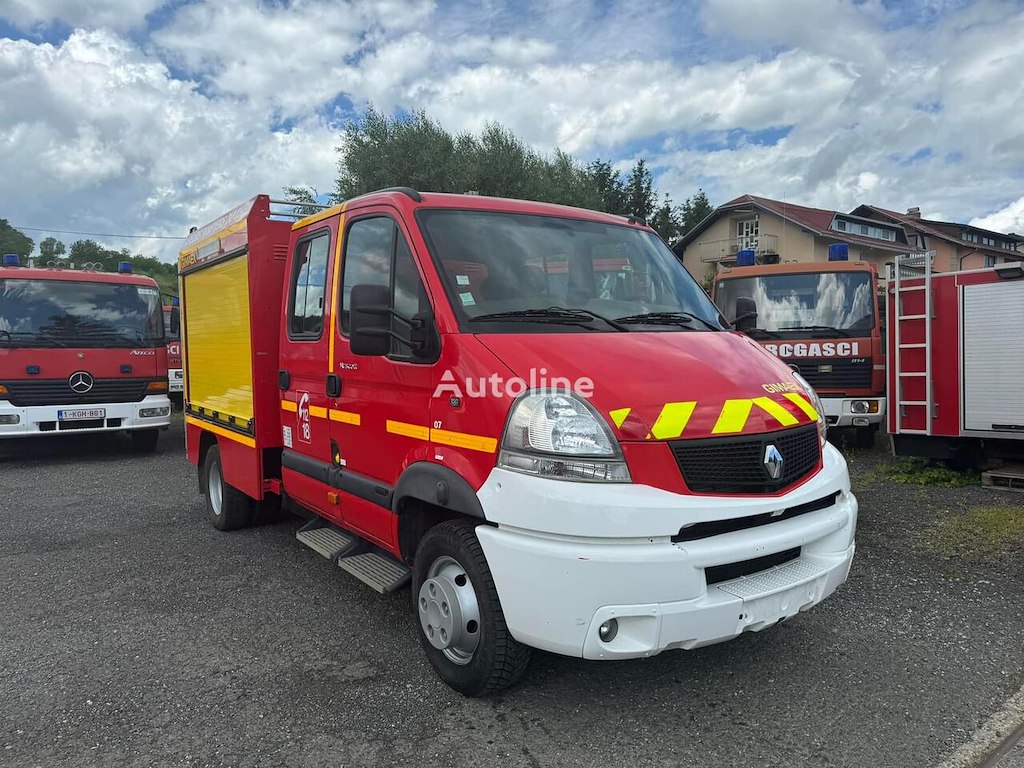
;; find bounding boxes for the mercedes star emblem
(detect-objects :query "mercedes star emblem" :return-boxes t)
[763,443,784,480]
[68,371,94,394]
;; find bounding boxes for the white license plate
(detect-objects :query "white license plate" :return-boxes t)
[58,408,106,421]
[744,583,814,623]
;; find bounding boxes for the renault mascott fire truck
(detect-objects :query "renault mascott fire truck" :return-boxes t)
[178,191,858,696]
[711,246,885,448]
[0,255,172,450]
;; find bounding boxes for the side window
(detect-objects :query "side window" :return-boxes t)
[341,217,394,333]
[288,231,330,339]
[391,235,429,358]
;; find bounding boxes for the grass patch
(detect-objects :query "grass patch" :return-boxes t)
[875,457,980,488]
[925,505,1024,557]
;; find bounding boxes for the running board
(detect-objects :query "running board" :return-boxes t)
[296,519,411,594]
[296,519,360,559]
[338,550,411,594]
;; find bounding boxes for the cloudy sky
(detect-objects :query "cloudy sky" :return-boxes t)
[1,0,1023,263]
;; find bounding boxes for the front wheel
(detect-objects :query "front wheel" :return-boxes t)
[413,520,531,697]
[130,428,159,453]
[202,444,254,531]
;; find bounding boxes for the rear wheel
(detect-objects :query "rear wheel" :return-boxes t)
[202,444,254,531]
[130,428,159,453]
[412,519,531,697]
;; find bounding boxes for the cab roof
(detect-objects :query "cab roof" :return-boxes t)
[292,189,650,231]
[0,266,159,287]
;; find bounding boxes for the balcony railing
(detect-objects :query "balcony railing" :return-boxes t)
[698,234,779,263]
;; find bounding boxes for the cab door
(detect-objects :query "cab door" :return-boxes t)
[278,222,340,519]
[328,209,438,548]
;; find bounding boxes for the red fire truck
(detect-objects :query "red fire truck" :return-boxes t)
[0,255,172,450]
[178,191,857,696]
[887,253,1024,468]
[711,248,885,448]
[163,299,183,408]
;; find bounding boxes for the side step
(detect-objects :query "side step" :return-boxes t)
[296,518,411,594]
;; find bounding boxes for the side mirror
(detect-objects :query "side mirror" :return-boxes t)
[349,284,392,356]
[733,296,757,332]
[169,306,180,337]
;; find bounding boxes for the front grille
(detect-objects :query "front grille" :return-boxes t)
[705,547,801,586]
[668,424,821,494]
[672,491,839,542]
[784,356,871,390]
[3,378,152,407]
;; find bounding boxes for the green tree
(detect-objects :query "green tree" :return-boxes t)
[39,236,66,261]
[282,185,327,217]
[677,188,715,238]
[0,219,33,259]
[649,194,682,242]
[587,160,627,215]
[623,159,655,223]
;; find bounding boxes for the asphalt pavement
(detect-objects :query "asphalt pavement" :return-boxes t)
[1,417,1023,767]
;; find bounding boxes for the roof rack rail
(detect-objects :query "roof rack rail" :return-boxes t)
[267,198,335,220]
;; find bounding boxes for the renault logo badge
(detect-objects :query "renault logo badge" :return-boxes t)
[763,444,784,480]
[69,371,94,394]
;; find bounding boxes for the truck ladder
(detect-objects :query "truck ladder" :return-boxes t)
[892,251,934,435]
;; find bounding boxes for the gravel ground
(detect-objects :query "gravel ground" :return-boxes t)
[1,417,1023,768]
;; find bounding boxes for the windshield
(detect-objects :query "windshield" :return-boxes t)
[0,278,164,347]
[417,209,725,332]
[714,271,876,334]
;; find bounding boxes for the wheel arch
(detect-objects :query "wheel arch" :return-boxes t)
[393,462,488,563]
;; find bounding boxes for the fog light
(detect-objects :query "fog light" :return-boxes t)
[852,417,870,426]
[0,414,20,425]
[598,618,618,642]
[140,407,170,418]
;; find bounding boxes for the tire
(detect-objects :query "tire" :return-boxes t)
[202,444,254,531]
[130,429,159,453]
[412,519,531,697]
[854,425,876,449]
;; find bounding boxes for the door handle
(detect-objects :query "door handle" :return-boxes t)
[278,370,291,390]
[326,373,342,398]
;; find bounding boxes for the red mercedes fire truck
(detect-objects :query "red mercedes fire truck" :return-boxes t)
[178,191,858,696]
[711,248,885,448]
[0,255,172,450]
[887,253,1024,468]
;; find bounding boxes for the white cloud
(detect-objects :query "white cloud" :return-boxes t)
[0,29,338,261]
[971,197,1024,234]
[1,0,166,32]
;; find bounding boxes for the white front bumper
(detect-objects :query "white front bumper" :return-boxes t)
[475,442,857,659]
[0,394,172,438]
[168,368,184,393]
[821,396,885,428]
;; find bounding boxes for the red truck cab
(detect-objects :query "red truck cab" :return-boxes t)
[0,257,171,450]
[178,192,858,696]
[711,255,885,447]
[163,301,183,408]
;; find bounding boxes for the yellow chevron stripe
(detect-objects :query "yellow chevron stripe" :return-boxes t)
[751,397,799,427]
[308,405,328,419]
[783,392,819,421]
[609,408,631,428]
[648,401,697,440]
[185,416,256,448]
[281,400,297,412]
[712,399,753,434]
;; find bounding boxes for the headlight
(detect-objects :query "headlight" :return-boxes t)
[498,391,631,482]
[791,371,827,445]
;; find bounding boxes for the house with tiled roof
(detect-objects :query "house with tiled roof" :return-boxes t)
[673,194,1023,286]
[850,205,1024,273]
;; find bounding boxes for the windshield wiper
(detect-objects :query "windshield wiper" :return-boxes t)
[471,307,629,331]
[614,311,720,331]
[743,327,782,339]
[0,331,69,347]
[778,324,852,338]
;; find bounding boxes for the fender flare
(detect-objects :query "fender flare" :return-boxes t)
[392,462,485,519]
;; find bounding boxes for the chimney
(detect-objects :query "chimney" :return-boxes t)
[906,206,921,219]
